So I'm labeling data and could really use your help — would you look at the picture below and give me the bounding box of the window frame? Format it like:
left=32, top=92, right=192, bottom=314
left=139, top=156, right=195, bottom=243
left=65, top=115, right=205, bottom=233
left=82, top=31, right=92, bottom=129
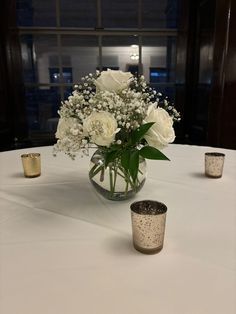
left=16, top=0, right=180, bottom=138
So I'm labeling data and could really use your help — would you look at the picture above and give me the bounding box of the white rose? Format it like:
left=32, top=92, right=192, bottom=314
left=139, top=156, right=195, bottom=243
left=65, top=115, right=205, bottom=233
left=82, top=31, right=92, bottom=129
left=56, top=117, right=83, bottom=139
left=143, top=105, right=175, bottom=149
left=83, top=111, right=120, bottom=147
left=95, top=69, right=132, bottom=92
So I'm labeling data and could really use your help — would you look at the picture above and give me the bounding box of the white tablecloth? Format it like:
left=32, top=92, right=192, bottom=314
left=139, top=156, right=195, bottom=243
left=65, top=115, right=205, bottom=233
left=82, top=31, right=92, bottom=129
left=0, top=144, right=236, bottom=314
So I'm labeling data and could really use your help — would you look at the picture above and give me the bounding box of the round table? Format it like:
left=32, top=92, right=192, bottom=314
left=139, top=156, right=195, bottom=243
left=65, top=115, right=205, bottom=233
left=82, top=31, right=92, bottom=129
left=0, top=144, right=236, bottom=314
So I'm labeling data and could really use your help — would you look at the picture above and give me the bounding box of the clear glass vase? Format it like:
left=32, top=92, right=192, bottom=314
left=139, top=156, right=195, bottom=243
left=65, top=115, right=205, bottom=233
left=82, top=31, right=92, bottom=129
left=89, top=149, right=147, bottom=201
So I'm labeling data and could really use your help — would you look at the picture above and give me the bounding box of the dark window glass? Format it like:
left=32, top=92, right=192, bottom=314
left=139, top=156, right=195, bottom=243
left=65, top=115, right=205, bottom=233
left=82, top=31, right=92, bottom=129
left=60, top=0, right=97, bottom=28
left=142, top=0, right=179, bottom=29
left=60, top=36, right=99, bottom=83
left=102, top=36, right=139, bottom=72
left=20, top=35, right=58, bottom=83
left=155, top=85, right=176, bottom=101
left=142, top=36, right=176, bottom=82
left=63, top=86, right=74, bottom=100
left=150, top=68, right=168, bottom=83
left=49, top=68, right=73, bottom=84
left=127, top=64, right=140, bottom=76
left=102, top=0, right=138, bottom=28
left=142, top=36, right=176, bottom=100
left=25, top=87, right=60, bottom=133
left=17, top=0, right=56, bottom=26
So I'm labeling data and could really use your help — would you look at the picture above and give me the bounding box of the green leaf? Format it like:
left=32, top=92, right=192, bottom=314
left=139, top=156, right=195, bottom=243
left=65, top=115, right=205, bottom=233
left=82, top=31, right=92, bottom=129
left=131, top=122, right=155, bottom=144
left=121, top=150, right=130, bottom=171
left=129, top=149, right=140, bottom=182
left=139, top=146, right=170, bottom=160
left=104, top=150, right=120, bottom=167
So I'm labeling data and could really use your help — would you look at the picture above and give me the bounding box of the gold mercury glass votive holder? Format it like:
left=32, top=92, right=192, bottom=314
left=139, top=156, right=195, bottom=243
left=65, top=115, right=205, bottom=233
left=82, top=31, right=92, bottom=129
left=130, top=200, right=167, bottom=254
left=205, top=152, right=225, bottom=178
left=21, top=153, right=41, bottom=178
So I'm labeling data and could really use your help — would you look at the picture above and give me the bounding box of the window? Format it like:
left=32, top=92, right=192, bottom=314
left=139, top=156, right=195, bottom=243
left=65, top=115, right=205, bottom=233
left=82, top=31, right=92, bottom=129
left=49, top=68, right=73, bottom=84
left=150, top=68, right=167, bottom=83
left=16, top=0, right=180, bottom=143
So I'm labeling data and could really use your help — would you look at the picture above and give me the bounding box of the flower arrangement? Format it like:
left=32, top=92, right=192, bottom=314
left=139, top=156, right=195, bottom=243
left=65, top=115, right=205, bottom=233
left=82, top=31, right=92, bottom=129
left=54, top=69, right=180, bottom=200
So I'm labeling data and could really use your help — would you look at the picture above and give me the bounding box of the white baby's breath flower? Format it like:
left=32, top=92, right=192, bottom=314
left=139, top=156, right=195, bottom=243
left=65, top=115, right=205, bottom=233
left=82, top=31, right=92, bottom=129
left=71, top=128, right=79, bottom=136
left=56, top=117, right=83, bottom=139
left=82, top=139, right=88, bottom=145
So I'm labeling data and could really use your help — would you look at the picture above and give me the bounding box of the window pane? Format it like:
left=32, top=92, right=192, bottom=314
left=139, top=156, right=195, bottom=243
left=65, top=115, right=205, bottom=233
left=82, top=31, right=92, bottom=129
left=142, top=0, right=180, bottom=29
left=17, top=0, right=56, bottom=27
left=142, top=36, right=176, bottom=82
left=25, top=87, right=60, bottom=134
left=49, top=67, right=73, bottom=84
left=102, top=0, right=138, bottom=28
left=20, top=35, right=58, bottom=84
left=102, top=36, right=139, bottom=73
left=142, top=36, right=176, bottom=100
left=60, top=0, right=97, bottom=28
left=60, top=36, right=99, bottom=83
left=156, top=85, right=176, bottom=101
left=63, top=86, right=73, bottom=101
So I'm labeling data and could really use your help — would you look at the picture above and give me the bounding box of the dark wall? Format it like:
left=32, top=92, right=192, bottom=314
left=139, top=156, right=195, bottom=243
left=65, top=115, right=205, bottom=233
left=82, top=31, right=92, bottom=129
left=0, top=0, right=28, bottom=151
left=182, top=0, right=236, bottom=149
left=208, top=0, right=236, bottom=149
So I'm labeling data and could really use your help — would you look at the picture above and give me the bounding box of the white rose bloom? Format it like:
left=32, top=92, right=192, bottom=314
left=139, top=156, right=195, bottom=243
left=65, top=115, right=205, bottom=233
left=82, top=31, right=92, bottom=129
left=56, top=117, right=82, bottom=139
left=83, top=111, right=120, bottom=147
left=143, top=105, right=175, bottom=150
left=95, top=69, right=132, bottom=92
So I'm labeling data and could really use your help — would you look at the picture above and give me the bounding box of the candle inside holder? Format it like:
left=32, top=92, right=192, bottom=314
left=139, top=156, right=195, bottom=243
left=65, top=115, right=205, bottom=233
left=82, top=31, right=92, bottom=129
left=21, top=153, right=41, bottom=178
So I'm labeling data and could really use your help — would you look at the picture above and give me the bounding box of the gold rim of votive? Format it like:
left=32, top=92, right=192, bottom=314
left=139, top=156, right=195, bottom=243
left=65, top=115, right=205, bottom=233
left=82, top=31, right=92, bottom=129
left=205, top=152, right=225, bottom=157
left=21, top=153, right=40, bottom=159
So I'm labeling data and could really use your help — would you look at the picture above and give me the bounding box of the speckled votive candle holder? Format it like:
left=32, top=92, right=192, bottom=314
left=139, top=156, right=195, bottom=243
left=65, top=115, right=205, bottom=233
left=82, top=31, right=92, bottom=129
left=130, top=200, right=167, bottom=254
left=205, top=152, right=225, bottom=178
left=21, top=153, right=41, bottom=178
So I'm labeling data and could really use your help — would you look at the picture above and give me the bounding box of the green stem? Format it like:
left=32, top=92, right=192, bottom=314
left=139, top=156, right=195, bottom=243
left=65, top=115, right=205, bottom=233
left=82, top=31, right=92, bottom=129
left=90, top=152, right=143, bottom=198
left=89, top=164, right=104, bottom=179
left=109, top=166, right=113, bottom=195
left=138, top=168, right=143, bottom=175
left=112, top=164, right=118, bottom=194
left=125, top=179, right=129, bottom=196
left=89, top=163, right=98, bottom=176
left=118, top=167, right=136, bottom=190
left=116, top=170, right=126, bottom=179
